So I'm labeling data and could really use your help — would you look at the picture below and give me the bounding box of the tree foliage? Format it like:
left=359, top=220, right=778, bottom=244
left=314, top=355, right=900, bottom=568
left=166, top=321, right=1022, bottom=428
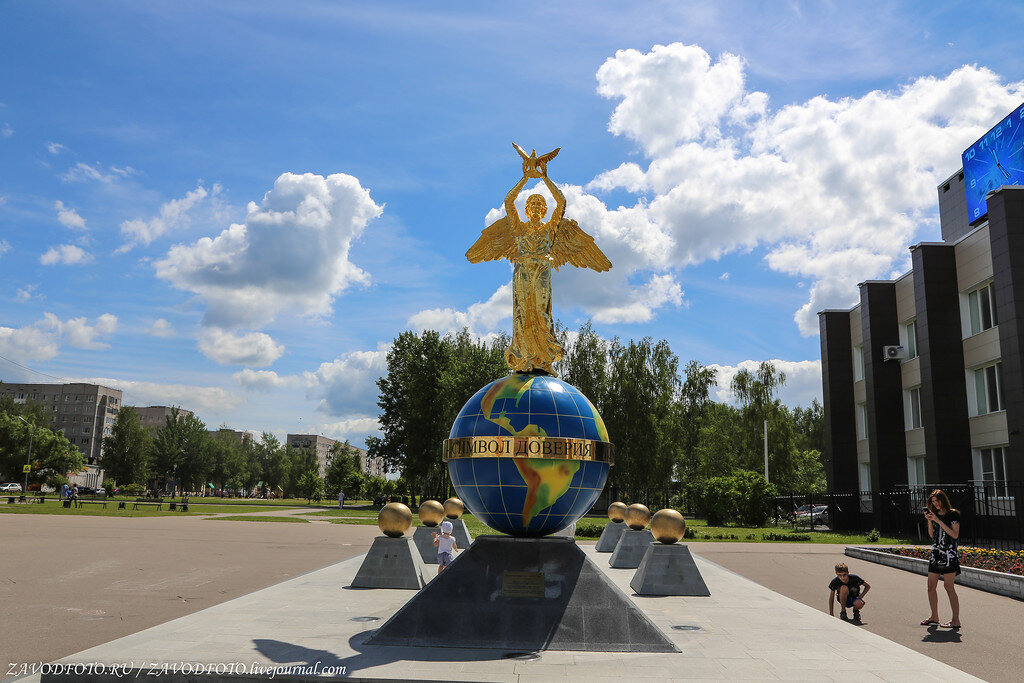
left=102, top=406, right=149, bottom=486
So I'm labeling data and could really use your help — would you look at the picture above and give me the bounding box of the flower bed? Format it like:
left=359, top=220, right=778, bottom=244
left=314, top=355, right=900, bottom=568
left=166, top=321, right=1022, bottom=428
left=878, top=546, right=1024, bottom=576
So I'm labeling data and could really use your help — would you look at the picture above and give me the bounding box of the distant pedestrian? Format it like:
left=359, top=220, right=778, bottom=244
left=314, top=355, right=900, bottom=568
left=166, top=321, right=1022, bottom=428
left=338, top=490, right=345, bottom=509
left=70, top=485, right=78, bottom=501
left=920, top=489, right=961, bottom=629
left=60, top=483, right=68, bottom=500
left=432, top=520, right=459, bottom=575
left=828, top=562, right=870, bottom=623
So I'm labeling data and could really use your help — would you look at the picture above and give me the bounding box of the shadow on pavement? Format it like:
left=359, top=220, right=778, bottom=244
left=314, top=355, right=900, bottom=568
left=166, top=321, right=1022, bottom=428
left=254, top=631, right=510, bottom=677
left=922, top=625, right=963, bottom=643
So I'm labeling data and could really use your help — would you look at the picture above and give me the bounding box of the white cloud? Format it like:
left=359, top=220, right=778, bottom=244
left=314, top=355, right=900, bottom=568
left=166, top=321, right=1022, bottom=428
left=302, top=345, right=389, bottom=418
left=198, top=328, right=285, bottom=367
left=0, top=240, right=10, bottom=258
left=315, top=417, right=382, bottom=443
left=589, top=45, right=1024, bottom=334
left=47, top=142, right=66, bottom=155
left=40, top=243, right=92, bottom=265
left=232, top=368, right=304, bottom=391
left=61, top=162, right=136, bottom=184
left=0, top=323, right=60, bottom=363
left=68, top=376, right=242, bottom=414
left=0, top=313, right=117, bottom=361
left=117, top=184, right=224, bottom=253
left=147, top=318, right=175, bottom=338
left=55, top=200, right=88, bottom=230
left=408, top=282, right=512, bottom=336
left=1, top=123, right=12, bottom=138
left=42, top=312, right=117, bottom=350
left=15, top=285, right=39, bottom=302
left=709, top=359, right=822, bottom=409
left=719, top=272, right=730, bottom=280
left=155, top=172, right=383, bottom=328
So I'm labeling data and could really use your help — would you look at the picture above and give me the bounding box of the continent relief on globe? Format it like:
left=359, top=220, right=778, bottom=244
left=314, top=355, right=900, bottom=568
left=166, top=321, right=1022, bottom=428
left=514, top=458, right=580, bottom=528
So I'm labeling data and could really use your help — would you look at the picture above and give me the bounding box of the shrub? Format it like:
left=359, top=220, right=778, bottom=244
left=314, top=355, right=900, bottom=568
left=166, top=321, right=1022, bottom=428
left=686, top=476, right=736, bottom=526
left=687, top=470, right=778, bottom=527
left=575, top=522, right=604, bottom=538
left=122, top=483, right=145, bottom=496
left=866, top=529, right=881, bottom=543
left=762, top=532, right=811, bottom=541
left=103, top=480, right=116, bottom=497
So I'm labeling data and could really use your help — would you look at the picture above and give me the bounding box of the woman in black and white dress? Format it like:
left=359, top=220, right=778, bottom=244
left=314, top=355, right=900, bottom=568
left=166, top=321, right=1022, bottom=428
left=920, top=489, right=961, bottom=629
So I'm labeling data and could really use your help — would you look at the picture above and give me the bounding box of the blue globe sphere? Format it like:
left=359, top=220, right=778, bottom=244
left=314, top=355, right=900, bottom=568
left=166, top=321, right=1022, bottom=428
left=445, top=373, right=612, bottom=537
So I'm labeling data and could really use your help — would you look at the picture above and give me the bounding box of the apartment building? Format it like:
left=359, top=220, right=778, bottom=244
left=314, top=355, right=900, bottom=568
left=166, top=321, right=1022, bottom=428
left=0, top=381, right=122, bottom=487
left=133, top=405, right=194, bottom=432
left=286, top=433, right=388, bottom=479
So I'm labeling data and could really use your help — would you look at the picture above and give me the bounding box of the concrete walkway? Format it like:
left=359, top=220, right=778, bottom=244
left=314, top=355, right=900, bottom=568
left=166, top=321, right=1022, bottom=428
left=23, top=542, right=980, bottom=682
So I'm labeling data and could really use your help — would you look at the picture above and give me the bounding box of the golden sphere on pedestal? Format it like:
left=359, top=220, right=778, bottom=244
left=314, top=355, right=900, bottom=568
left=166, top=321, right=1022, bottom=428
left=607, top=501, right=628, bottom=523
left=625, top=503, right=651, bottom=530
left=378, top=502, right=413, bottom=537
left=418, top=500, right=444, bottom=527
left=650, top=508, right=686, bottom=544
left=443, top=497, right=465, bottom=519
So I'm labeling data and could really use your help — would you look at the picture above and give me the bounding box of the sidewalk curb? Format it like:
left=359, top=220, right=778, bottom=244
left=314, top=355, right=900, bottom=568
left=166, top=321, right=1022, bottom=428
left=846, top=546, right=1024, bottom=601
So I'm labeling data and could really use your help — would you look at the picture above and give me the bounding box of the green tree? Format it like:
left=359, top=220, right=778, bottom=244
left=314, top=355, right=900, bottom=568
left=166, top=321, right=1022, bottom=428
left=730, top=362, right=797, bottom=489
left=296, top=470, right=324, bottom=503
left=102, top=406, right=150, bottom=486
left=559, top=321, right=609, bottom=413
left=0, top=411, right=84, bottom=485
left=603, top=337, right=679, bottom=501
left=676, top=360, right=718, bottom=480
left=792, top=399, right=824, bottom=453
left=791, top=449, right=827, bottom=493
left=150, top=409, right=210, bottom=494
left=373, top=330, right=453, bottom=498
left=208, top=430, right=248, bottom=494
left=324, top=441, right=362, bottom=497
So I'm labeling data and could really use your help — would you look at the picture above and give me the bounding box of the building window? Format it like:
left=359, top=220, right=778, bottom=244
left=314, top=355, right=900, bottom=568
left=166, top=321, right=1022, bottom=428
left=966, top=280, right=998, bottom=336
left=853, top=345, right=865, bottom=381
left=907, top=456, right=926, bottom=488
left=856, top=403, right=868, bottom=441
left=858, top=462, right=871, bottom=492
left=904, top=387, right=922, bottom=430
left=972, top=362, right=1004, bottom=415
left=974, top=446, right=1010, bottom=500
left=902, top=319, right=918, bottom=359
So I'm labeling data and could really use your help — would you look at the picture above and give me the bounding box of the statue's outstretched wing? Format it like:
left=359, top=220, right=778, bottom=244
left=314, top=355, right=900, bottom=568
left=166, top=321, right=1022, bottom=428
left=550, top=218, right=612, bottom=272
left=466, top=215, right=517, bottom=263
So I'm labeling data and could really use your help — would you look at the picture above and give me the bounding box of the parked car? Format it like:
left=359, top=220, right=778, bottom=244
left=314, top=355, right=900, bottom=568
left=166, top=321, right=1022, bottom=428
left=74, top=486, right=105, bottom=496
left=794, top=504, right=829, bottom=525
left=0, top=483, right=22, bottom=493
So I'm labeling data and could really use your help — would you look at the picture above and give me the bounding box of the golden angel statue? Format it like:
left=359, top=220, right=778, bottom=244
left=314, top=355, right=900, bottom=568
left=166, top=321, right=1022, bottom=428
left=467, top=143, right=612, bottom=375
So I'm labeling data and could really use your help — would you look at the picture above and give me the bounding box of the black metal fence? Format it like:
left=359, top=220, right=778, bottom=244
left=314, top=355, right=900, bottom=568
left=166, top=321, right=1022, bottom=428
left=776, top=482, right=1024, bottom=550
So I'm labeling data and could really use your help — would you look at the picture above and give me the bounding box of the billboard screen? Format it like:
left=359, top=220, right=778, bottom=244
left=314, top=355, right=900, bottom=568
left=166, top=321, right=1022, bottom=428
left=962, top=102, right=1024, bottom=223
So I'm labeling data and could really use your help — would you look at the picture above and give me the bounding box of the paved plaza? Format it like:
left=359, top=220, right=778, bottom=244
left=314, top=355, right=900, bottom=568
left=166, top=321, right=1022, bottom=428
left=5, top=512, right=1022, bottom=681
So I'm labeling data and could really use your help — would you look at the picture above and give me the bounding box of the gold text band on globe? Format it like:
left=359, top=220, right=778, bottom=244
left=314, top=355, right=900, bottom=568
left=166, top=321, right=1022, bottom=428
left=442, top=436, right=614, bottom=463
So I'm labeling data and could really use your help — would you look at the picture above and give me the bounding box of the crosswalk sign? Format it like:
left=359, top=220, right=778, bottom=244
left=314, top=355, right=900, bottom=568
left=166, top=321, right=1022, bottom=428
left=22, top=465, right=31, bottom=473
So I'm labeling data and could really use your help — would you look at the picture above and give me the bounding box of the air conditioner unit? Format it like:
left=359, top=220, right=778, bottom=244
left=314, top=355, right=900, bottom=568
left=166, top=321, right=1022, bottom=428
left=882, top=345, right=907, bottom=361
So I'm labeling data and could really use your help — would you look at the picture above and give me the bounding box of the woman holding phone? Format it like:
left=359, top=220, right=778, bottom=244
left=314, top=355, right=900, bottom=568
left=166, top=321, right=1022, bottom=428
left=920, top=489, right=961, bottom=629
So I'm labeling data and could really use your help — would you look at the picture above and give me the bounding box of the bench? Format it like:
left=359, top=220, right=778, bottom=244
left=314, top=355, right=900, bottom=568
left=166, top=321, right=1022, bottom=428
left=169, top=498, right=190, bottom=512
left=74, top=500, right=108, bottom=509
left=132, top=498, right=164, bottom=510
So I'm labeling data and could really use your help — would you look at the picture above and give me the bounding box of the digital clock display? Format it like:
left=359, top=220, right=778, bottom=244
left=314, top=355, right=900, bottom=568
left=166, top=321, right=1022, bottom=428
left=962, top=102, right=1024, bottom=224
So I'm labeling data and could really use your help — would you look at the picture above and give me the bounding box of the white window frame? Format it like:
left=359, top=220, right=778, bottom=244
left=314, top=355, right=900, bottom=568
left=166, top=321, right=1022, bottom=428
left=856, top=403, right=868, bottom=440
left=853, top=345, right=865, bottom=382
left=969, top=362, right=1004, bottom=415
left=972, top=446, right=1014, bottom=515
left=904, top=386, right=922, bottom=430
left=907, top=455, right=927, bottom=488
left=962, top=279, right=998, bottom=337
left=858, top=462, right=871, bottom=493
left=901, top=319, right=918, bottom=360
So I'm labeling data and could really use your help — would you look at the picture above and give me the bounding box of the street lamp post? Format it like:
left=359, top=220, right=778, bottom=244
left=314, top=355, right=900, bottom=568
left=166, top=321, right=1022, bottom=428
left=16, top=416, right=33, bottom=494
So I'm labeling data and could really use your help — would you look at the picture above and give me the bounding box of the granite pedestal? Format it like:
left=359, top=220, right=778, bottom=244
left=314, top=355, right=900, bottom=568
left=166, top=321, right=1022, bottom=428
left=349, top=536, right=430, bottom=590
left=367, top=535, right=678, bottom=652
left=595, top=520, right=626, bottom=552
left=608, top=528, right=654, bottom=568
left=412, top=525, right=441, bottom=564
left=630, top=543, right=711, bottom=596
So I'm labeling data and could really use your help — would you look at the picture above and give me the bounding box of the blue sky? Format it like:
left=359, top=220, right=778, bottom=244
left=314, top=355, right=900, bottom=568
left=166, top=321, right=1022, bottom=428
left=2, top=1, right=1023, bottom=448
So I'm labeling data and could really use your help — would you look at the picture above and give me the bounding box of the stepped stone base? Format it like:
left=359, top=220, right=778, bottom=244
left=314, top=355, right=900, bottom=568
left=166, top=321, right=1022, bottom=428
left=349, top=536, right=430, bottom=590
left=608, top=528, right=654, bottom=568
left=595, top=521, right=627, bottom=552
left=367, top=535, right=678, bottom=652
left=630, top=543, right=711, bottom=596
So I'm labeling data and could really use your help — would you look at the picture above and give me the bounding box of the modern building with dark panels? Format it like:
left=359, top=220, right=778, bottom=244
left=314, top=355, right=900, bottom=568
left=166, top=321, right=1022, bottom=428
left=819, top=170, right=1024, bottom=540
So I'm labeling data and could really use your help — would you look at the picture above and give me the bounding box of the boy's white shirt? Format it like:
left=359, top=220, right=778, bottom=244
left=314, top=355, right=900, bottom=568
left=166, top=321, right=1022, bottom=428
left=436, top=532, right=456, bottom=554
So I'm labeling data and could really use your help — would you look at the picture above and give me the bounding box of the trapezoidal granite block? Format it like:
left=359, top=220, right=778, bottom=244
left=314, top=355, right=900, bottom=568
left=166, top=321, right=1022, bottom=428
left=608, top=528, right=654, bottom=568
left=595, top=520, right=627, bottom=552
left=367, top=535, right=678, bottom=652
left=630, top=543, right=711, bottom=596
left=349, top=536, right=430, bottom=590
